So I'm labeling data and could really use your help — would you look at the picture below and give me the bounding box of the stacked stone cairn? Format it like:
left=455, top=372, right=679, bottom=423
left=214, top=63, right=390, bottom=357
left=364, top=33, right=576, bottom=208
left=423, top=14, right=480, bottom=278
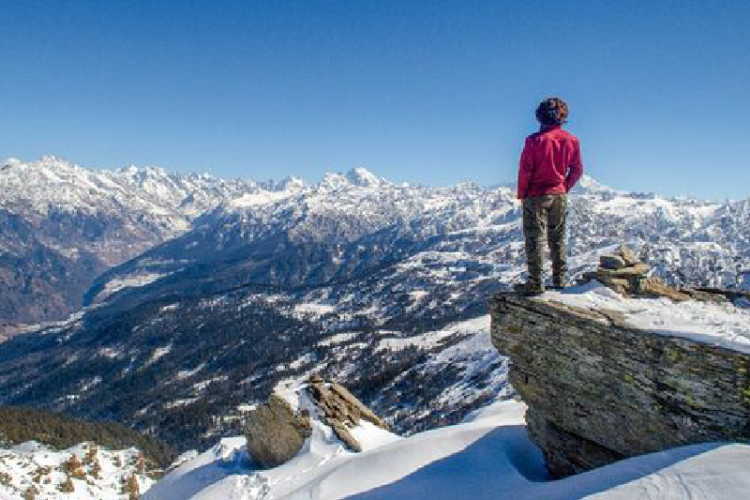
left=582, top=246, right=691, bottom=301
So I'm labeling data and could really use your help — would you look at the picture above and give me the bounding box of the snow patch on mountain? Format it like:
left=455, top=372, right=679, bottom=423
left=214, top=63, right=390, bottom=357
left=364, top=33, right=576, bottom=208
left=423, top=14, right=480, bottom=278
left=98, top=272, right=170, bottom=302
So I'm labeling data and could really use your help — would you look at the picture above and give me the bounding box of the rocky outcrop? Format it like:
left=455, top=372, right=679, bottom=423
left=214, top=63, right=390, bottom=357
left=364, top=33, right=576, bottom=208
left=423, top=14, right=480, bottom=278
left=490, top=275, right=750, bottom=477
left=308, top=374, right=389, bottom=452
left=244, top=395, right=312, bottom=469
left=244, top=377, right=388, bottom=468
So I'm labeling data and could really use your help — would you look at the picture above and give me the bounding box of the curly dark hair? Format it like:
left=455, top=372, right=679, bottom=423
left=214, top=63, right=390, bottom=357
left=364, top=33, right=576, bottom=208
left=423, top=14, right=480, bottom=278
left=535, top=97, right=569, bottom=126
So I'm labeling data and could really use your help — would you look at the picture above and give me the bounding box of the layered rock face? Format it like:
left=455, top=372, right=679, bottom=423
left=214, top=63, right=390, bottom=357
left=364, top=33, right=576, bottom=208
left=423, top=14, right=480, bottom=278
left=490, top=278, right=750, bottom=477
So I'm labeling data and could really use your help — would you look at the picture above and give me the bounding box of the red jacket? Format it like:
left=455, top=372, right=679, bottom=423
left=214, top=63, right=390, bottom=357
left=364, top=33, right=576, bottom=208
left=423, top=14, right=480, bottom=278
left=517, top=125, right=583, bottom=199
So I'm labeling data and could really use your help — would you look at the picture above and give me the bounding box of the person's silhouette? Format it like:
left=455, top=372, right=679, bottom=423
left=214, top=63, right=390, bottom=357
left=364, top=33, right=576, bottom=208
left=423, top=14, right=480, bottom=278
left=514, top=97, right=583, bottom=295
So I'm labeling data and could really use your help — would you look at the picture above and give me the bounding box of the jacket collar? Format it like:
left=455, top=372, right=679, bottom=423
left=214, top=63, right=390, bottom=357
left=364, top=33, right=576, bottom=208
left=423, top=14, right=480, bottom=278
left=540, top=124, right=562, bottom=132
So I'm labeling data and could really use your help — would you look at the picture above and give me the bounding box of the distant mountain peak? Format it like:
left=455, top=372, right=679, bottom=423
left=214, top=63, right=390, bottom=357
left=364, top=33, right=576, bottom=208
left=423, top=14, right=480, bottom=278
left=39, top=154, right=70, bottom=165
left=261, top=175, right=306, bottom=192
left=1, top=157, right=22, bottom=168
left=572, top=175, right=617, bottom=194
left=344, top=166, right=387, bottom=187
left=117, top=164, right=171, bottom=179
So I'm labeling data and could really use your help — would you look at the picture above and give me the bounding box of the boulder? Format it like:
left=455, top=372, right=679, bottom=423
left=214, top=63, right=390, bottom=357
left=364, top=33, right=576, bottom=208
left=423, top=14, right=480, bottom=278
left=582, top=247, right=652, bottom=297
left=598, top=246, right=641, bottom=270
left=594, top=262, right=650, bottom=277
left=641, top=278, right=691, bottom=302
left=244, top=395, right=312, bottom=469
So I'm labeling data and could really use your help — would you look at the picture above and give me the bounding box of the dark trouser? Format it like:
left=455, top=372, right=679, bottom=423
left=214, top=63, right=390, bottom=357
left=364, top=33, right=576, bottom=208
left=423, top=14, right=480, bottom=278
left=522, top=194, right=568, bottom=285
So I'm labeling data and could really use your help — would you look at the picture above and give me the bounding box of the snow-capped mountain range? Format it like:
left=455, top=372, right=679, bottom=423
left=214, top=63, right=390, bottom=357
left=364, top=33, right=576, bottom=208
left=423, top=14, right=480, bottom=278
left=0, top=155, right=748, bottom=448
left=0, top=156, right=264, bottom=332
left=85, top=160, right=749, bottom=314
left=2, top=155, right=748, bottom=334
left=0, top=155, right=252, bottom=218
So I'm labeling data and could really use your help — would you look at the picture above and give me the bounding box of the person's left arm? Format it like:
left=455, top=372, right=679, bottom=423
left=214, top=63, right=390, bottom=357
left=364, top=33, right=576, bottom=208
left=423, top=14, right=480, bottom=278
left=565, top=140, right=583, bottom=192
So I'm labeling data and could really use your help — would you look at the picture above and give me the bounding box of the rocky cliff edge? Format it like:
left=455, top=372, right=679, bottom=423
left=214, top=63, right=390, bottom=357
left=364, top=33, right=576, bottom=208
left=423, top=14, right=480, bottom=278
left=491, top=249, right=750, bottom=477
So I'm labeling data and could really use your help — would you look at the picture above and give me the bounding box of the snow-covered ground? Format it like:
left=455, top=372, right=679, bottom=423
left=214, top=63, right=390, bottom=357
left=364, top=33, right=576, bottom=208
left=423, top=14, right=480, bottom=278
left=545, top=282, right=750, bottom=354
left=0, top=442, right=154, bottom=500
left=144, top=399, right=750, bottom=500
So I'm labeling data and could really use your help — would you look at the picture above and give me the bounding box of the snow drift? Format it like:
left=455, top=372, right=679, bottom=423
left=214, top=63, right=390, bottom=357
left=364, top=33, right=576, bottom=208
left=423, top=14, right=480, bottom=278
left=144, top=400, right=750, bottom=500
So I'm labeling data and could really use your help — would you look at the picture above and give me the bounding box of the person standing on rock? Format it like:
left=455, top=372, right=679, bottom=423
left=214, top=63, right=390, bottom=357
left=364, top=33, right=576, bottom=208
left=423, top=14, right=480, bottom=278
left=514, top=97, right=583, bottom=295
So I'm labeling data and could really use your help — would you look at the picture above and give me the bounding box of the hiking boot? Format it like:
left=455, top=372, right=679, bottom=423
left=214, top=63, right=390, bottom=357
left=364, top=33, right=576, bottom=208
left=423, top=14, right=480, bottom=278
left=550, top=276, right=566, bottom=291
left=513, top=281, right=545, bottom=296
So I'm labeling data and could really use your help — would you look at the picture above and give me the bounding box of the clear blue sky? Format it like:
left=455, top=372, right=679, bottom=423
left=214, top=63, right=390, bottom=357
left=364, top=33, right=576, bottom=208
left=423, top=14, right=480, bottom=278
left=1, top=0, right=748, bottom=199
